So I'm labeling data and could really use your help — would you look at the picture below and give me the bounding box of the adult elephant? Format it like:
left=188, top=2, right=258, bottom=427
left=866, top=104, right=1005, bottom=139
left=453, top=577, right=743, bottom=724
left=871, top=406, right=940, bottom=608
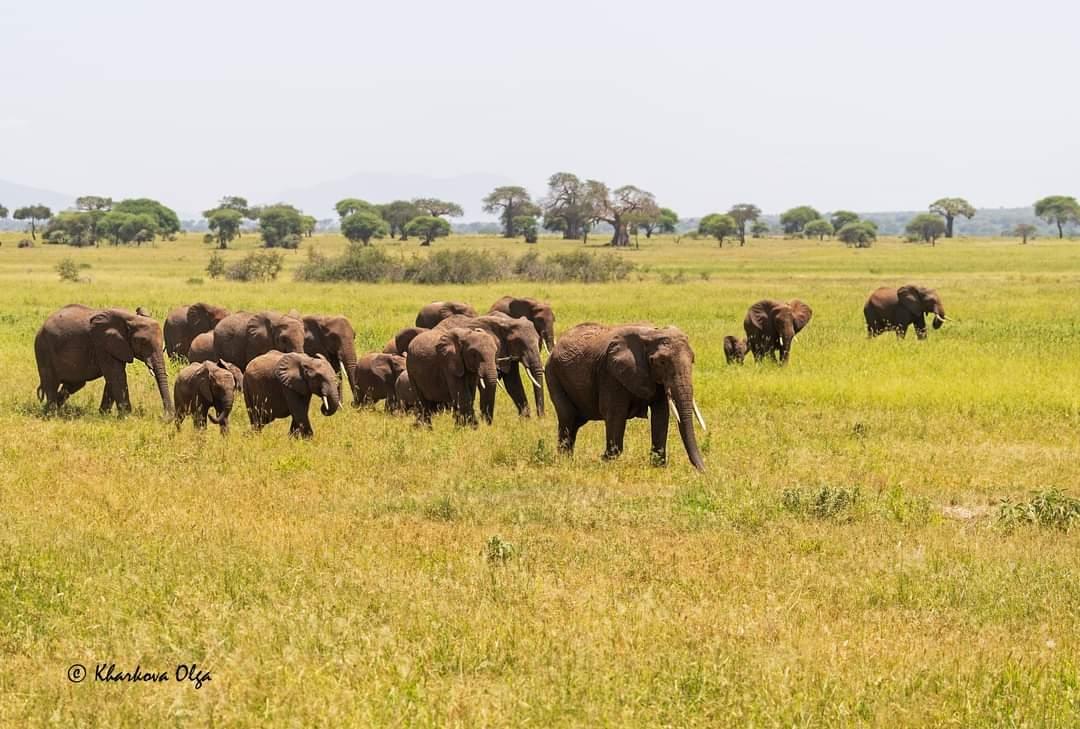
left=188, top=332, right=215, bottom=363
left=303, top=314, right=359, bottom=401
left=415, top=301, right=477, bottom=329
left=244, top=351, right=341, bottom=438
left=35, top=304, right=173, bottom=416
left=353, top=353, right=407, bottom=411
left=864, top=285, right=949, bottom=339
left=488, top=296, right=556, bottom=352
left=164, top=302, right=230, bottom=359
left=382, top=326, right=428, bottom=356
left=436, top=314, right=545, bottom=419
left=545, top=323, right=706, bottom=471
left=213, top=311, right=305, bottom=370
left=406, top=327, right=499, bottom=426
left=743, top=299, right=813, bottom=365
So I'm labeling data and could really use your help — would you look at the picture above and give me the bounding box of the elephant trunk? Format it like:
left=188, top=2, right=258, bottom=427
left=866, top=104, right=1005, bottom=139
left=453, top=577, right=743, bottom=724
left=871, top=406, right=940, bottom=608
left=544, top=330, right=555, bottom=353
left=479, top=362, right=499, bottom=423
left=932, top=303, right=946, bottom=329
left=340, top=342, right=359, bottom=401
left=208, top=389, right=234, bottom=428
left=148, top=351, right=173, bottom=416
left=320, top=383, right=341, bottom=416
left=779, top=320, right=796, bottom=365
left=669, top=374, right=705, bottom=472
left=522, top=351, right=546, bottom=417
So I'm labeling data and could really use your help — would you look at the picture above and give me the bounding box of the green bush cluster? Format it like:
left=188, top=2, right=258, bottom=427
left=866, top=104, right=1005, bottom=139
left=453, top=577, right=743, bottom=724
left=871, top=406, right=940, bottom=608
left=207, top=250, right=285, bottom=282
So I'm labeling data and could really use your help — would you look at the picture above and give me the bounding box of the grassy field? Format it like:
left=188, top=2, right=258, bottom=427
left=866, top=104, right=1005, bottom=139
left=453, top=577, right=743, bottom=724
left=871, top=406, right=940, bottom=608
left=2, top=231, right=1080, bottom=727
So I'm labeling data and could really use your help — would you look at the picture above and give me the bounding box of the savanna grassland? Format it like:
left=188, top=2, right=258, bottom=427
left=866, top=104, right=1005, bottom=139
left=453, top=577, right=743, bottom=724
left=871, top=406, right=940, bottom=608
left=2, top=231, right=1080, bottom=727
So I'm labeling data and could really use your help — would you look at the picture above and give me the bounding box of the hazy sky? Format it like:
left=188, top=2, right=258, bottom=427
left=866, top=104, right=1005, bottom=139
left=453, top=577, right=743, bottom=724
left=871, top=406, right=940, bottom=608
left=1, top=0, right=1077, bottom=216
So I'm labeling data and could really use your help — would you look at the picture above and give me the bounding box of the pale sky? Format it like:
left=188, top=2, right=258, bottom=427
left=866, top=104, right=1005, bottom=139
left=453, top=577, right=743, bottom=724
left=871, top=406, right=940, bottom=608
left=1, top=0, right=1077, bottom=217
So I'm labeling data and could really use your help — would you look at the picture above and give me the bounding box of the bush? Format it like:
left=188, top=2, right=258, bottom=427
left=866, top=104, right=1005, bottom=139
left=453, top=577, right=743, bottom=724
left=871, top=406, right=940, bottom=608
left=295, top=244, right=404, bottom=283
left=206, top=251, right=226, bottom=279
left=998, top=489, right=1080, bottom=532
left=406, top=249, right=508, bottom=284
left=56, top=258, right=82, bottom=282
left=225, top=251, right=285, bottom=282
left=518, top=250, right=635, bottom=283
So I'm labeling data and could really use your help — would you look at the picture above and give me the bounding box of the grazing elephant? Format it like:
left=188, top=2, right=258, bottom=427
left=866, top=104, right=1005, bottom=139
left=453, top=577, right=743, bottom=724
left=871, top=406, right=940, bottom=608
left=187, top=331, right=215, bottom=363
left=303, top=314, right=360, bottom=401
left=243, top=351, right=341, bottom=438
left=34, top=304, right=173, bottom=415
left=723, top=336, right=747, bottom=365
left=164, top=302, right=230, bottom=359
left=488, top=296, right=556, bottom=352
left=394, top=370, right=419, bottom=412
left=865, top=285, right=949, bottom=339
left=174, top=360, right=243, bottom=434
left=743, top=299, right=813, bottom=365
left=383, top=326, right=428, bottom=356
left=415, top=301, right=477, bottom=329
left=406, top=327, right=499, bottom=426
left=545, top=323, right=706, bottom=471
left=437, top=314, right=546, bottom=419
left=213, top=311, right=305, bottom=370
left=353, top=353, right=407, bottom=410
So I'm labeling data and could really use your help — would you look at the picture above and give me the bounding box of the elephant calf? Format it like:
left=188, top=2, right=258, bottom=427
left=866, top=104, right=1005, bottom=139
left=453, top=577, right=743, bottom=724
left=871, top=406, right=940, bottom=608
left=187, top=332, right=216, bottom=363
left=723, top=336, right=747, bottom=365
left=174, top=360, right=244, bottom=434
left=243, top=351, right=341, bottom=438
left=743, top=299, right=813, bottom=365
left=406, top=327, right=499, bottom=427
left=394, top=370, right=420, bottom=413
left=352, top=353, right=407, bottom=411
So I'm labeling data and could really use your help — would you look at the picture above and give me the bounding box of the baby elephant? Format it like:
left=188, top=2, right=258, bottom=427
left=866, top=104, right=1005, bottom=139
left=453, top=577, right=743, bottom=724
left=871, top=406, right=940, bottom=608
left=352, top=353, right=407, bottom=411
left=394, top=370, right=420, bottom=413
left=174, top=360, right=244, bottom=434
left=406, top=327, right=499, bottom=427
left=243, top=350, right=341, bottom=438
left=723, top=336, right=747, bottom=365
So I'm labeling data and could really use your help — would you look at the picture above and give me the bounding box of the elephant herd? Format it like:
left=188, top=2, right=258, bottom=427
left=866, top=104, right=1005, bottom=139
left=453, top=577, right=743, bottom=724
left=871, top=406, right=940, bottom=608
left=32, top=284, right=949, bottom=472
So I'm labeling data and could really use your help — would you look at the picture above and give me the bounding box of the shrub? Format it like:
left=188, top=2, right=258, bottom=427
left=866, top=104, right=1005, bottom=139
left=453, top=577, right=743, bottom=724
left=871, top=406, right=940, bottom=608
left=295, top=244, right=404, bottom=283
left=406, top=249, right=507, bottom=284
left=56, top=258, right=82, bottom=282
left=206, top=251, right=226, bottom=279
left=782, top=485, right=860, bottom=521
left=998, top=489, right=1080, bottom=532
left=224, top=251, right=285, bottom=282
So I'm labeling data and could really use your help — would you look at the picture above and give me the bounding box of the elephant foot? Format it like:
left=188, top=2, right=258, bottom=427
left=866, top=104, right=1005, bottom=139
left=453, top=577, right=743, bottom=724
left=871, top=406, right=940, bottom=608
left=649, top=450, right=668, bottom=467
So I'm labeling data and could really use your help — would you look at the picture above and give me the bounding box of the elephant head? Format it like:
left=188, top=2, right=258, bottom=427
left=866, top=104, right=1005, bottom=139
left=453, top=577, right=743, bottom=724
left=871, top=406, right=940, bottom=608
left=304, top=315, right=359, bottom=393
left=275, top=352, right=341, bottom=416
left=605, top=326, right=705, bottom=471
left=486, top=316, right=545, bottom=410
left=723, top=335, right=747, bottom=365
left=383, top=326, right=427, bottom=355
left=898, top=285, right=947, bottom=337
left=188, top=303, right=230, bottom=335
left=89, top=308, right=173, bottom=415
left=438, top=327, right=500, bottom=398
left=495, top=297, right=556, bottom=352
left=249, top=312, right=306, bottom=354
left=746, top=299, right=812, bottom=364
left=197, top=360, right=244, bottom=431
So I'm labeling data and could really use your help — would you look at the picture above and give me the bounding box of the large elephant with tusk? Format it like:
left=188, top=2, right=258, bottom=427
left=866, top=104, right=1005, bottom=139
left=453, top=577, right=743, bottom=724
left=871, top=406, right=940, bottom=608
left=743, top=299, right=813, bottom=365
left=302, top=314, right=360, bottom=403
left=544, top=323, right=706, bottom=471
left=406, top=327, right=499, bottom=427
left=864, top=285, right=949, bottom=339
left=488, top=296, right=556, bottom=352
left=243, top=351, right=341, bottom=438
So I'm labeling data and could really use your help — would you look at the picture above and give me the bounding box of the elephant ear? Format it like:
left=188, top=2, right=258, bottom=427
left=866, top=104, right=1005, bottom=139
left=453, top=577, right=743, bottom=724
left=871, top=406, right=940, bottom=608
left=193, top=363, right=214, bottom=402
left=221, top=360, right=244, bottom=392
left=436, top=332, right=465, bottom=377
left=897, top=286, right=923, bottom=317
left=746, top=300, right=775, bottom=333
left=90, top=310, right=134, bottom=363
left=275, top=353, right=309, bottom=395
left=789, top=300, right=813, bottom=334
left=246, top=313, right=271, bottom=341
left=605, top=331, right=654, bottom=399
left=187, top=304, right=211, bottom=332
left=370, top=355, right=393, bottom=383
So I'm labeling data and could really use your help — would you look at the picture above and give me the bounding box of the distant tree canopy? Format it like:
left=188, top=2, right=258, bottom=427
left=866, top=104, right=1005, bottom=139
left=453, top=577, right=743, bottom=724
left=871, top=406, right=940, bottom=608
left=483, top=186, right=539, bottom=239
left=1012, top=223, right=1038, bottom=244
left=378, top=200, right=422, bottom=240
left=258, top=204, right=306, bottom=249
left=906, top=213, right=947, bottom=245
left=830, top=210, right=860, bottom=232
left=929, top=197, right=975, bottom=238
left=542, top=172, right=593, bottom=240
left=98, top=210, right=159, bottom=246
left=112, top=198, right=180, bottom=239
left=588, top=182, right=658, bottom=247
left=335, top=198, right=378, bottom=219
left=804, top=219, right=834, bottom=240
left=698, top=213, right=738, bottom=247
left=205, top=208, right=243, bottom=249
left=779, top=206, right=821, bottom=235
left=341, top=210, right=388, bottom=245
left=404, top=215, right=451, bottom=246
left=0, top=204, right=7, bottom=219
left=412, top=198, right=463, bottom=218
left=44, top=212, right=93, bottom=246
left=75, top=196, right=113, bottom=245
left=728, top=204, right=761, bottom=246
left=837, top=221, right=877, bottom=248
left=751, top=220, right=771, bottom=238
left=1034, top=195, right=1080, bottom=238
left=216, top=196, right=256, bottom=219
left=12, top=204, right=52, bottom=239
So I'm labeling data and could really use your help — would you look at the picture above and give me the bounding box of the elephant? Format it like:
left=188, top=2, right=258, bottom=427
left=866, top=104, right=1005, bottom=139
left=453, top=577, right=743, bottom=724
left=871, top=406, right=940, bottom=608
left=303, top=314, right=360, bottom=401
left=394, top=370, right=419, bottom=412
left=864, top=285, right=949, bottom=339
left=212, top=311, right=306, bottom=370
left=382, top=326, right=428, bottom=356
left=164, top=302, right=230, bottom=359
left=743, top=299, right=813, bottom=364
left=352, top=353, right=408, bottom=411
left=488, top=296, right=556, bottom=352
left=187, top=331, right=215, bottom=363
left=34, top=304, right=173, bottom=416
left=406, top=327, right=500, bottom=427
left=723, top=336, right=747, bottom=365
left=243, top=350, right=341, bottom=438
left=436, top=314, right=546, bottom=419
left=174, top=360, right=244, bottom=434
left=545, top=323, right=706, bottom=471
left=415, top=301, right=478, bottom=329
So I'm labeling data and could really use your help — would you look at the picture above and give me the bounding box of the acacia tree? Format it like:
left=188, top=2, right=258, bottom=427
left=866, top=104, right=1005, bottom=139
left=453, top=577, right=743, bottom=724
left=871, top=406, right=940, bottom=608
left=379, top=200, right=421, bottom=240
left=635, top=207, right=678, bottom=238
left=405, top=215, right=451, bottom=245
left=698, top=213, right=737, bottom=247
left=779, top=206, right=821, bottom=235
left=906, top=214, right=947, bottom=245
left=830, top=210, right=860, bottom=231
left=205, top=208, right=243, bottom=249
left=13, top=205, right=52, bottom=239
left=541, top=172, right=593, bottom=240
left=804, top=219, right=834, bottom=240
left=0, top=204, right=7, bottom=219
left=728, top=203, right=761, bottom=246
left=341, top=211, right=388, bottom=245
left=76, top=195, right=113, bottom=245
left=929, top=197, right=975, bottom=238
left=1012, top=223, right=1037, bottom=245
left=587, top=181, right=658, bottom=247
left=483, top=186, right=538, bottom=238
left=412, top=198, right=463, bottom=218
left=335, top=198, right=377, bottom=218
left=113, top=198, right=180, bottom=239
left=1034, top=195, right=1080, bottom=238
left=751, top=220, right=770, bottom=238
left=258, top=204, right=306, bottom=248
left=837, top=221, right=877, bottom=248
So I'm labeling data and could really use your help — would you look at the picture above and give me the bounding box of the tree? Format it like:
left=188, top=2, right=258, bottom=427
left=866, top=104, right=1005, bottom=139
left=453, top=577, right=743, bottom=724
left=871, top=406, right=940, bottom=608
left=929, top=197, right=976, bottom=238
left=258, top=204, right=305, bottom=248
left=113, top=198, right=180, bottom=239
left=804, top=219, right=834, bottom=240
left=728, top=204, right=761, bottom=246
left=635, top=207, right=678, bottom=238
left=44, top=212, right=93, bottom=246
left=837, top=221, right=877, bottom=248
left=98, top=211, right=159, bottom=245
left=301, top=215, right=317, bottom=237
left=541, top=172, right=594, bottom=240
left=1012, top=223, right=1038, bottom=245
left=779, top=206, right=821, bottom=235
left=751, top=220, right=771, bottom=238
left=341, top=211, right=388, bottom=245
left=335, top=198, right=378, bottom=218
left=379, top=200, right=422, bottom=240
left=412, top=198, right=463, bottom=218
left=76, top=196, right=112, bottom=245
left=906, top=213, right=947, bottom=245
left=587, top=181, right=658, bottom=247
left=1034, top=196, right=1080, bottom=239
left=205, top=208, right=243, bottom=249
left=12, top=204, right=52, bottom=239
left=217, top=196, right=256, bottom=219
left=0, top=204, right=7, bottom=219
left=404, top=215, right=451, bottom=246
left=698, top=213, right=738, bottom=247
left=830, top=210, right=860, bottom=232
left=482, top=186, right=538, bottom=238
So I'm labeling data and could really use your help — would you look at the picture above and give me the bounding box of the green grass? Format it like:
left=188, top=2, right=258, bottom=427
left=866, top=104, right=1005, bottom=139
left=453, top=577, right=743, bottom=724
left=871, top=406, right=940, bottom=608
left=2, top=232, right=1080, bottom=726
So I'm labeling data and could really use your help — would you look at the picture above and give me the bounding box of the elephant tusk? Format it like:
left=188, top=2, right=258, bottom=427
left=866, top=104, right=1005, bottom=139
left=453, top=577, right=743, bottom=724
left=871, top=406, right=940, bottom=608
left=526, top=369, right=542, bottom=389
left=322, top=396, right=329, bottom=410
left=693, top=400, right=707, bottom=432
left=478, top=378, right=486, bottom=391
left=778, top=337, right=785, bottom=349
left=668, top=398, right=681, bottom=424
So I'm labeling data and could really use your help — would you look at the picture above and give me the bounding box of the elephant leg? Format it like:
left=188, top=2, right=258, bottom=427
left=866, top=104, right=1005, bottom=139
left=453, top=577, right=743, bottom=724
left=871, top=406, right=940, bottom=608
left=649, top=392, right=670, bottom=465
left=193, top=402, right=209, bottom=430
left=99, top=361, right=130, bottom=414
left=58, top=380, right=85, bottom=408
left=283, top=390, right=313, bottom=438
left=502, top=366, right=531, bottom=417
left=99, top=385, right=114, bottom=414
left=603, top=411, right=628, bottom=461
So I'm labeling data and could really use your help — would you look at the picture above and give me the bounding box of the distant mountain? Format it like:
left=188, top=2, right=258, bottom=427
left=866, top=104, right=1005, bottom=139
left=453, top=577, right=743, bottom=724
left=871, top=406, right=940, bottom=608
left=0, top=179, right=73, bottom=229
left=275, top=171, right=516, bottom=220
